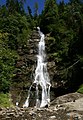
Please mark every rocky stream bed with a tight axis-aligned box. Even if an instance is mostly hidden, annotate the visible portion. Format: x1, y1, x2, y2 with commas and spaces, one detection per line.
0, 92, 83, 120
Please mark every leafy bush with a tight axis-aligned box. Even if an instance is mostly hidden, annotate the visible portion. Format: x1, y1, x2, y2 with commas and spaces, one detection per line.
0, 93, 12, 107
77, 84, 83, 94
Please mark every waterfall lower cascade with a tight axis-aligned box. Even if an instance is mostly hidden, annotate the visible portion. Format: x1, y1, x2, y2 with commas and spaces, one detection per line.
23, 27, 51, 108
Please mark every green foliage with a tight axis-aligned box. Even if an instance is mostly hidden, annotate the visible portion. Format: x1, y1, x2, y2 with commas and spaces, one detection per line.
0, 93, 12, 107
39, 0, 83, 91
0, 0, 33, 94
27, 6, 32, 18
77, 84, 83, 94
0, 32, 18, 93
34, 2, 38, 18
0, 0, 83, 95
40, 0, 58, 33
0, 13, 31, 49
6, 0, 25, 14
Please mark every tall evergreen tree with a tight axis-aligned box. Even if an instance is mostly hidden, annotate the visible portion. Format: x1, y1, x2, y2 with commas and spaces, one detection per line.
40, 0, 58, 33
6, 0, 25, 14
34, 2, 38, 18
27, 6, 32, 17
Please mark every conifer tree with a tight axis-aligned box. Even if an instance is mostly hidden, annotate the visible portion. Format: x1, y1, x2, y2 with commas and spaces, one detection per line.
40, 0, 58, 33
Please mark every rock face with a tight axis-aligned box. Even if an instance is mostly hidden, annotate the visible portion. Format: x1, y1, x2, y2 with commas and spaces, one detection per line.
10, 30, 40, 107
11, 29, 58, 107
10, 29, 82, 107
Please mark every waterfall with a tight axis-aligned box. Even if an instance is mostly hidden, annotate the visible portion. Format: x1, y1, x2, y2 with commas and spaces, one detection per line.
23, 27, 51, 108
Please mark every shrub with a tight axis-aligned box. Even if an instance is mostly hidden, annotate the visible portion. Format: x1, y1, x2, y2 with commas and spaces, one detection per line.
77, 84, 83, 94
0, 93, 13, 107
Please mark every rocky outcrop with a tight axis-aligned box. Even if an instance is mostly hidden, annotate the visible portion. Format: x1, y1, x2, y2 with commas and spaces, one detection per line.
10, 28, 82, 107
0, 92, 83, 120
10, 29, 59, 107
51, 92, 83, 105
10, 30, 40, 107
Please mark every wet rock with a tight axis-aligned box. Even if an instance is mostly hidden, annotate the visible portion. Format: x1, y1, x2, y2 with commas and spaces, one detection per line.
29, 111, 36, 116
38, 113, 42, 117
19, 112, 23, 115
5, 116, 11, 119
49, 115, 56, 119
0, 108, 3, 111
0, 100, 83, 120
46, 108, 53, 112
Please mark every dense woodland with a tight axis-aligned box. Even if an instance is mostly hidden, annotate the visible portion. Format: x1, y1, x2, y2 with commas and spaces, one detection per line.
0, 0, 83, 106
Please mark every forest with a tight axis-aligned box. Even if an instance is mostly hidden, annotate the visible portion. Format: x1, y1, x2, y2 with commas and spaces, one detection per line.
0, 0, 83, 107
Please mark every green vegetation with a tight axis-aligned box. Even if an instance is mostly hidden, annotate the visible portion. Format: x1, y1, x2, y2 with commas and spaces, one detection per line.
0, 93, 12, 107
0, 0, 33, 94
0, 0, 83, 106
77, 85, 83, 94
0, 32, 18, 93
39, 0, 83, 92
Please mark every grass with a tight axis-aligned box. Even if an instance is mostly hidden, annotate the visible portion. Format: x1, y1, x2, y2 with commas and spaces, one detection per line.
77, 84, 83, 94
0, 93, 13, 108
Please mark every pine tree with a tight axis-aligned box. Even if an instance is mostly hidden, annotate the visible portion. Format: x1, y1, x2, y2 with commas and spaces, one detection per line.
40, 0, 58, 33
6, 0, 25, 14
34, 2, 38, 18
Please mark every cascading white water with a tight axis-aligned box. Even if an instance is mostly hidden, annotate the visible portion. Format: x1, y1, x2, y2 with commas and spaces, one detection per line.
23, 27, 51, 108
